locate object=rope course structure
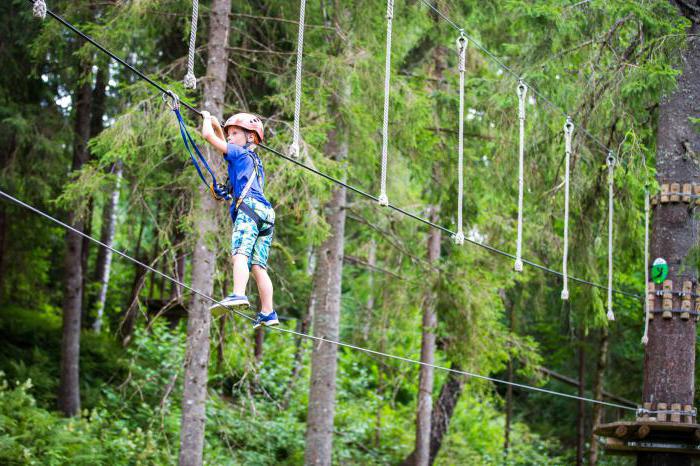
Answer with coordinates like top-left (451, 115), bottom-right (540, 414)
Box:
top-left (0, 188), bottom-right (637, 412)
top-left (24, 0), bottom-right (641, 298)
top-left (17, 0), bottom-right (653, 410)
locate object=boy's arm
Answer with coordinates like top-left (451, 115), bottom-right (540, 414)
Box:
top-left (201, 111), bottom-right (228, 155)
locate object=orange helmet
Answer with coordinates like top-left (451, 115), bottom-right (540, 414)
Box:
top-left (223, 113), bottom-right (264, 142)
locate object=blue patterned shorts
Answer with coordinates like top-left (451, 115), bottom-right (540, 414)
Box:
top-left (231, 198), bottom-right (275, 269)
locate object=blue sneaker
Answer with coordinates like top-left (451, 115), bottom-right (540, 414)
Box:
top-left (209, 294), bottom-right (250, 317)
top-left (253, 311), bottom-right (279, 328)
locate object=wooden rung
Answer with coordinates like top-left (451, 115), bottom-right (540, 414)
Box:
top-left (671, 403), bottom-right (682, 423)
top-left (658, 403), bottom-right (668, 422)
top-left (652, 195), bottom-right (659, 206)
top-left (683, 281), bottom-right (693, 294)
top-left (683, 183), bottom-right (692, 202)
top-left (642, 402), bottom-right (653, 421)
top-left (661, 184), bottom-right (670, 203)
top-left (670, 183), bottom-right (681, 202)
top-left (684, 405), bottom-right (694, 424)
top-left (638, 424), bottom-right (651, 439)
top-left (695, 185), bottom-right (700, 206)
top-left (681, 299), bottom-right (691, 320)
top-left (663, 280), bottom-right (673, 293)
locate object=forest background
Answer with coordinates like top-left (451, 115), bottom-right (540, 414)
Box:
top-left (0, 0), bottom-right (696, 464)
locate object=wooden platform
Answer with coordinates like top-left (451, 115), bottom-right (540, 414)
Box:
top-left (595, 421), bottom-right (700, 455)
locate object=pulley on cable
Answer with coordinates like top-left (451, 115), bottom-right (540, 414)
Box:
top-left (561, 117), bottom-right (574, 300)
top-left (453, 32), bottom-right (468, 245)
top-left (378, 0), bottom-right (394, 206)
top-left (183, 0), bottom-right (199, 89)
top-left (289, 0), bottom-right (307, 159)
top-left (514, 79), bottom-right (528, 270)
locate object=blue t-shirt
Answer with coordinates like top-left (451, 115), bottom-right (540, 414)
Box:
top-left (224, 143), bottom-right (272, 217)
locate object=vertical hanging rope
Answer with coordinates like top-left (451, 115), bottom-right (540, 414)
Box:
top-left (378, 0), bottom-right (394, 206)
top-left (514, 80), bottom-right (528, 270)
top-left (642, 187), bottom-right (650, 344)
top-left (32, 0), bottom-right (47, 19)
top-left (454, 33), bottom-right (468, 245)
top-left (183, 0), bottom-right (199, 89)
top-left (606, 153), bottom-right (616, 321)
top-left (289, 0), bottom-right (307, 159)
top-left (561, 117), bottom-right (574, 300)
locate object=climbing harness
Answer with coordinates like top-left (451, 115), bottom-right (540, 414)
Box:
top-left (606, 153), bottom-right (616, 321)
top-left (561, 118), bottom-right (574, 300)
top-left (453, 32), bottom-right (468, 246)
top-left (514, 79), bottom-right (528, 270)
top-left (165, 91), bottom-right (230, 201)
top-left (378, 0), bottom-right (394, 206)
top-left (289, 0), bottom-right (307, 158)
top-left (32, 0), bottom-right (46, 19)
top-left (231, 149), bottom-right (274, 237)
top-left (183, 0), bottom-right (199, 89)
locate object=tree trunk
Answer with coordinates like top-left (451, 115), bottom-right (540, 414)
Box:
top-left (590, 327), bottom-right (609, 466)
top-left (415, 206), bottom-right (441, 466)
top-left (58, 71), bottom-right (93, 417)
top-left (92, 160), bottom-right (122, 333)
top-left (178, 0), bottom-right (230, 464)
top-left (576, 330), bottom-right (585, 466)
top-left (638, 13), bottom-right (700, 466)
top-left (304, 92), bottom-right (349, 466)
top-left (503, 289), bottom-right (515, 458)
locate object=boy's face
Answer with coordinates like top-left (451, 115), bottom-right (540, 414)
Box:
top-left (226, 126), bottom-right (251, 146)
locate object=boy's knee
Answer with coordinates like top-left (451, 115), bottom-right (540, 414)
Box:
top-left (251, 264), bottom-right (266, 274)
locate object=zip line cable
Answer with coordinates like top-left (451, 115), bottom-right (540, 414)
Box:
top-left (417, 0), bottom-right (617, 161)
top-left (27, 0), bottom-right (641, 300)
top-left (0, 188), bottom-right (638, 412)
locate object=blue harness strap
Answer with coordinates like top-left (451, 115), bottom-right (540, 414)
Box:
top-left (173, 107), bottom-right (231, 201)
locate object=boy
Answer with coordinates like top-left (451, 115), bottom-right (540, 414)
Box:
top-left (200, 110), bottom-right (278, 328)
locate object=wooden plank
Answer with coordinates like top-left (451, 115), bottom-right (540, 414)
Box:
top-left (670, 182), bottom-right (681, 202)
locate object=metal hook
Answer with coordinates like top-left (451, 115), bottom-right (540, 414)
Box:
top-left (162, 90), bottom-right (180, 111)
top-left (564, 117), bottom-right (574, 134)
top-left (517, 79), bottom-right (527, 97)
top-left (606, 151), bottom-right (616, 167)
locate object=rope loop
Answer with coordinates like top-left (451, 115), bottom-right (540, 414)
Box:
top-left (606, 151), bottom-right (616, 167)
top-left (514, 79), bottom-right (528, 272)
top-left (32, 0), bottom-right (47, 19)
top-left (289, 0), bottom-right (307, 158)
top-left (564, 117), bottom-right (574, 135)
top-left (642, 188), bottom-right (651, 344)
top-left (163, 90), bottom-right (180, 111)
top-left (183, 0), bottom-right (199, 89)
top-left (455, 31), bottom-right (468, 243)
top-left (606, 151), bottom-right (616, 321)
top-left (561, 117), bottom-right (574, 300)
top-left (378, 0), bottom-right (395, 206)
top-left (386, 0), bottom-right (394, 19)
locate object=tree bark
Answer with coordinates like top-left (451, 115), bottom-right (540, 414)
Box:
top-left (415, 206), bottom-right (441, 466)
top-left (638, 14), bottom-right (700, 466)
top-left (589, 327), bottom-right (609, 466)
top-left (92, 160), bottom-right (122, 333)
top-left (178, 0), bottom-right (230, 463)
top-left (304, 92), bottom-right (349, 466)
top-left (576, 330), bottom-right (585, 466)
top-left (58, 71), bottom-right (93, 417)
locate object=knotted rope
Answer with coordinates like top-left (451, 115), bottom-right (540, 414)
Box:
top-left (378, 0), bottom-right (394, 206)
top-left (514, 80), bottom-right (528, 270)
top-left (454, 33), bottom-right (468, 245)
top-left (606, 153), bottom-right (616, 321)
top-left (183, 0), bottom-right (199, 89)
top-left (561, 117), bottom-right (574, 300)
top-left (32, 0), bottom-right (46, 19)
top-left (289, 0), bottom-right (307, 158)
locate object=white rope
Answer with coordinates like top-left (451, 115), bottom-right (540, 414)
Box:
top-left (642, 188), bottom-right (650, 344)
top-left (32, 0), bottom-right (47, 19)
top-left (183, 0), bottom-right (198, 89)
top-left (514, 80), bottom-right (528, 270)
top-left (378, 0), bottom-right (394, 207)
top-left (561, 118), bottom-right (574, 300)
top-left (289, 0), bottom-right (307, 159)
top-left (453, 33), bottom-right (468, 245)
top-left (606, 153), bottom-right (616, 321)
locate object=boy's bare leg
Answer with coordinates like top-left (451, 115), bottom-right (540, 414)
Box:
top-left (251, 265), bottom-right (274, 314)
top-left (232, 253), bottom-right (250, 296)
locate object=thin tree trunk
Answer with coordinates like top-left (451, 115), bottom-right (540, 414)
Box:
top-left (638, 11), bottom-right (699, 466)
top-left (415, 206), bottom-right (441, 466)
top-left (576, 330), bottom-right (585, 466)
top-left (92, 160), bottom-right (122, 333)
top-left (304, 89), bottom-right (349, 466)
top-left (120, 218), bottom-right (146, 346)
top-left (178, 0), bottom-right (231, 463)
top-left (589, 327), bottom-right (609, 465)
top-left (58, 71), bottom-right (92, 417)
top-left (503, 289), bottom-right (515, 458)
